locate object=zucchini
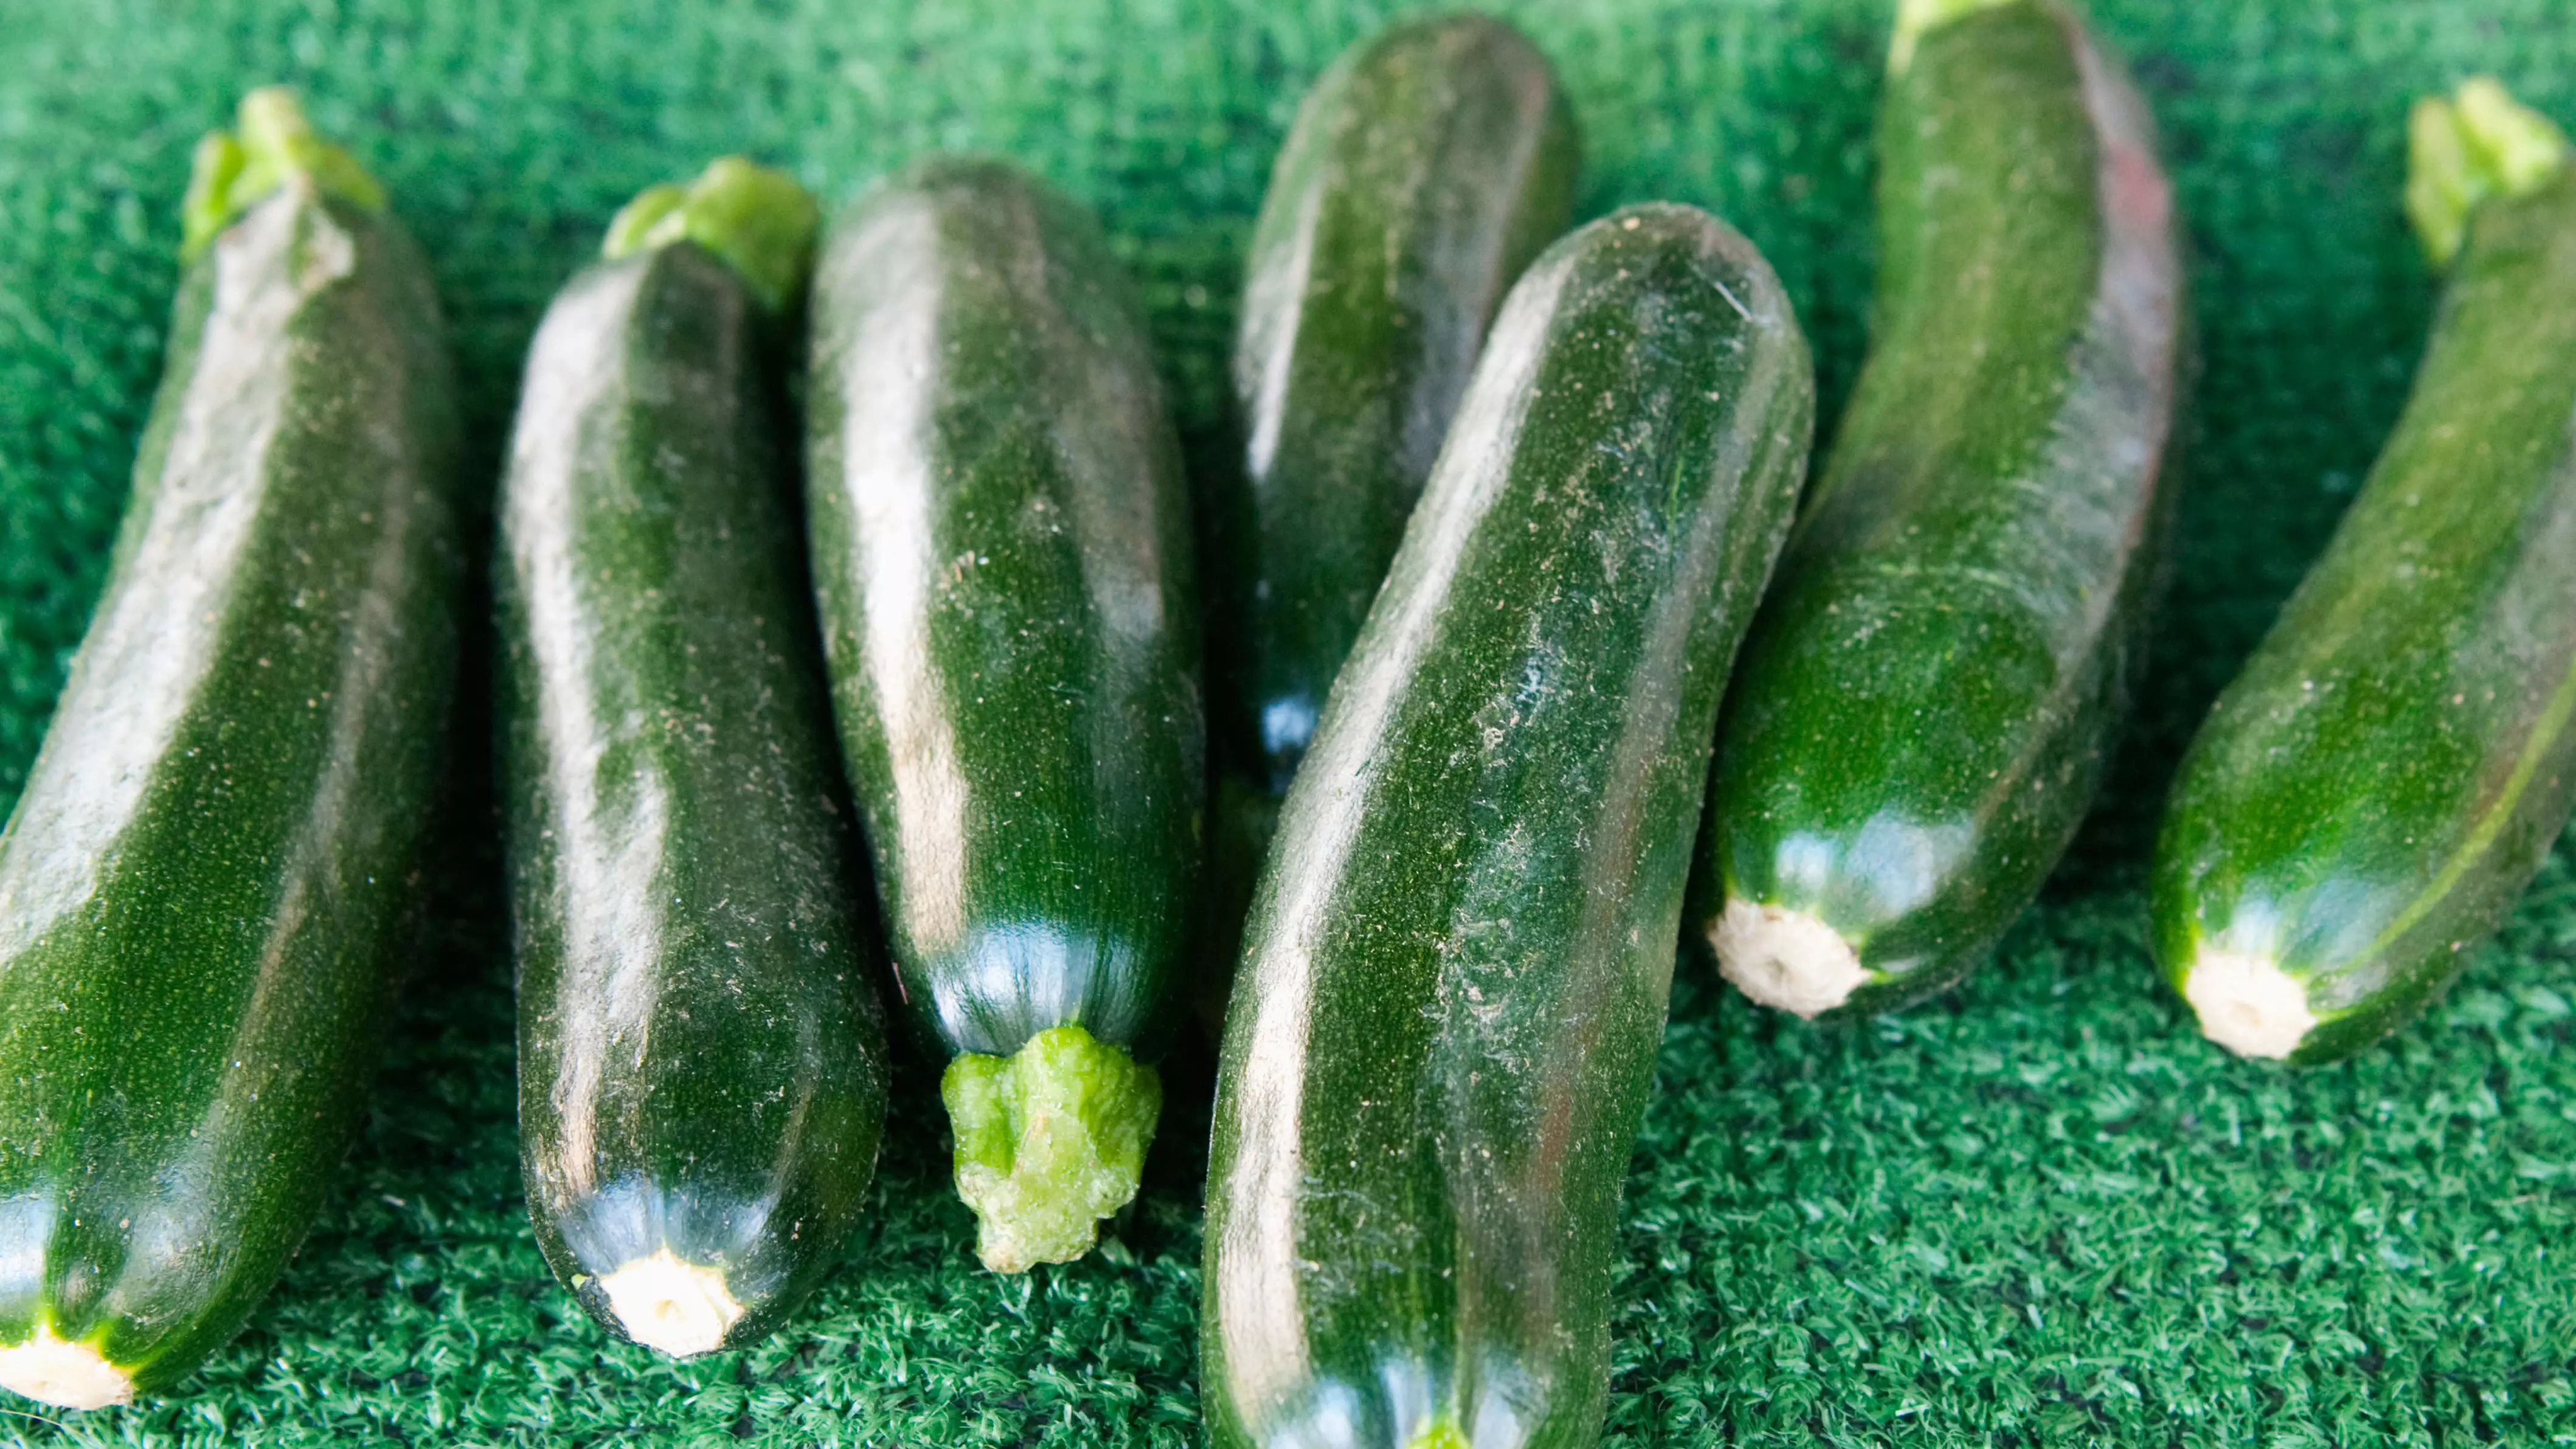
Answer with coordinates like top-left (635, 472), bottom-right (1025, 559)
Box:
top-left (1202, 205), bottom-right (1813, 1449)
top-left (805, 157), bottom-right (1200, 1273)
top-left (502, 159), bottom-right (889, 1357)
top-left (1214, 12), bottom-right (1577, 791)
top-left (1196, 14), bottom-right (1578, 1037)
top-left (2151, 80), bottom-right (2576, 1065)
top-left (1695, 0), bottom-right (2186, 1019)
top-left (0, 91), bottom-right (460, 1408)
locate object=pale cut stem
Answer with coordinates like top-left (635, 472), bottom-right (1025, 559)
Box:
top-left (596, 1246), bottom-right (747, 1358)
top-left (1711, 898), bottom-right (1872, 1019)
top-left (2182, 950), bottom-right (2318, 1060)
top-left (0, 1326), bottom-right (133, 1411)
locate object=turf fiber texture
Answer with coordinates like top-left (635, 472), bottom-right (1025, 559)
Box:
top-left (1, 0), bottom-right (2573, 1444)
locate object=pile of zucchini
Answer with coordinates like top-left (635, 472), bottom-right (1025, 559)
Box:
top-left (0, 0), bottom-right (2566, 1439)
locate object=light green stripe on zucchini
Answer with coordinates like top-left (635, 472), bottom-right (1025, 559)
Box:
top-left (603, 156), bottom-right (820, 313)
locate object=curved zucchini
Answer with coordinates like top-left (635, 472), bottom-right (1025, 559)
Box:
top-left (1696, 0), bottom-right (2186, 1019)
top-left (502, 160), bottom-right (889, 1358)
top-left (1197, 14), bottom-right (1577, 1037)
top-left (805, 157), bottom-right (1200, 1273)
top-left (2152, 81), bottom-right (2576, 1065)
top-left (1203, 205), bottom-right (1813, 1449)
top-left (0, 91), bottom-right (460, 1408)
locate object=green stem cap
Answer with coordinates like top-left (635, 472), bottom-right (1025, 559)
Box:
top-left (602, 157), bottom-right (820, 313)
top-left (940, 1024), bottom-right (1162, 1274)
top-left (1888, 0), bottom-right (2021, 74)
top-left (181, 87), bottom-right (385, 258)
top-left (2406, 77), bottom-right (2570, 269)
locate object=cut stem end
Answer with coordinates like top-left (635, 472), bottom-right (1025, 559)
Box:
top-left (2181, 950), bottom-right (2318, 1060)
top-left (2406, 77), bottom-right (2569, 268)
top-left (0, 1327), bottom-right (133, 1410)
top-left (1712, 898), bottom-right (1872, 1019)
top-left (595, 1246), bottom-right (747, 1358)
top-left (602, 157), bottom-right (820, 313)
top-left (943, 1024), bottom-right (1162, 1274)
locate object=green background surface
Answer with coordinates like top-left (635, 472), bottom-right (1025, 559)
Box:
top-left (1, 0), bottom-right (2572, 1444)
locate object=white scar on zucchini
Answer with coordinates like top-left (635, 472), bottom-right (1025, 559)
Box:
top-left (594, 1247), bottom-right (747, 1358)
top-left (2180, 950), bottom-right (2319, 1060)
top-left (0, 1326), bottom-right (133, 1411)
top-left (943, 1023), bottom-right (1162, 1273)
top-left (1711, 898), bottom-right (1874, 1018)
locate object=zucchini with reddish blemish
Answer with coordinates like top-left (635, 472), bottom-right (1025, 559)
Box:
top-left (502, 159), bottom-right (890, 1358)
top-left (1695, 0), bottom-right (2186, 1021)
top-left (2152, 80), bottom-right (2576, 1065)
top-left (0, 89), bottom-right (461, 1408)
top-left (1203, 204), bottom-right (1813, 1449)
top-left (805, 156), bottom-right (1200, 1274)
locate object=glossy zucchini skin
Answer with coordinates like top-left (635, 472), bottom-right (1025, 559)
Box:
top-left (502, 238), bottom-right (888, 1355)
top-left (2152, 164), bottom-right (2576, 1065)
top-left (1216, 12), bottom-right (1577, 791)
top-left (0, 184), bottom-right (459, 1397)
top-left (1203, 205), bottom-right (1813, 1449)
top-left (1696, 0), bottom-right (2186, 1018)
top-left (805, 158), bottom-right (1200, 1265)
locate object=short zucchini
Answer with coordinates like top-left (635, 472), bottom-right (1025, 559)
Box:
top-left (0, 91), bottom-right (461, 1408)
top-left (502, 159), bottom-right (890, 1357)
top-left (1203, 205), bottom-right (1813, 1449)
top-left (2152, 80), bottom-right (2576, 1065)
top-left (1697, 0), bottom-right (2186, 1019)
top-left (805, 157), bottom-right (1201, 1273)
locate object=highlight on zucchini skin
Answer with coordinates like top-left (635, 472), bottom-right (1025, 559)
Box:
top-left (2152, 80), bottom-right (2576, 1066)
top-left (1695, 0), bottom-right (2186, 1021)
top-left (0, 89), bottom-right (460, 1408)
top-left (502, 160), bottom-right (886, 1360)
top-left (805, 156), bottom-right (1202, 1274)
top-left (1203, 204), bottom-right (1814, 1449)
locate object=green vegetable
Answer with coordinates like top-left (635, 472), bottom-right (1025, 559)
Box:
top-left (1695, 0), bottom-right (2186, 1020)
top-left (805, 156), bottom-right (1201, 1273)
top-left (1194, 13), bottom-right (1578, 1038)
top-left (1202, 204), bottom-right (1813, 1449)
top-left (502, 160), bottom-right (885, 1358)
top-left (0, 89), bottom-right (460, 1408)
top-left (2152, 79), bottom-right (2576, 1065)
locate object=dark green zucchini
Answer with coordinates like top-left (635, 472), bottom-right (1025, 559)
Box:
top-left (2151, 80), bottom-right (2576, 1065)
top-left (502, 159), bottom-right (888, 1357)
top-left (805, 156), bottom-right (1200, 1273)
top-left (1196, 13), bottom-right (1578, 1037)
top-left (1694, 0), bottom-right (2186, 1019)
top-left (0, 90), bottom-right (460, 1407)
top-left (1203, 205), bottom-right (1813, 1449)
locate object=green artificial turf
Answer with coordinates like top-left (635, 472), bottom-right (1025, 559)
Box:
top-left (2, 0), bottom-right (2574, 1444)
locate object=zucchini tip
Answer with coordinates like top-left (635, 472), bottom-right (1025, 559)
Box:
top-left (1887, 0), bottom-right (2022, 74)
top-left (942, 1024), bottom-right (1162, 1274)
top-left (2180, 950), bottom-right (2317, 1061)
top-left (602, 157), bottom-right (820, 314)
top-left (594, 1246), bottom-right (747, 1358)
top-left (0, 1327), bottom-right (133, 1411)
top-left (1711, 898), bottom-right (1871, 1019)
top-left (2406, 77), bottom-right (2569, 269)
top-left (181, 87), bottom-right (385, 259)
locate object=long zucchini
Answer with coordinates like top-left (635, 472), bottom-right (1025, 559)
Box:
top-left (805, 157), bottom-right (1200, 1273)
top-left (1695, 0), bottom-right (2186, 1019)
top-left (502, 159), bottom-right (889, 1357)
top-left (2152, 81), bottom-right (2576, 1064)
top-left (1202, 205), bottom-right (1813, 1449)
top-left (0, 91), bottom-right (460, 1408)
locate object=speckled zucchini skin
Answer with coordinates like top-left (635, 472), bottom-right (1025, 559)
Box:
top-left (1696, 0), bottom-right (2186, 1013)
top-left (0, 184), bottom-right (460, 1390)
top-left (804, 156), bottom-right (1202, 1064)
top-left (501, 241), bottom-right (888, 1349)
top-left (2152, 165), bottom-right (2576, 1065)
top-left (1203, 205), bottom-right (1813, 1449)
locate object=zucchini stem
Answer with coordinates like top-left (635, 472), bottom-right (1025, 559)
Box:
top-left (181, 87), bottom-right (385, 259)
top-left (2406, 77), bottom-right (2570, 268)
top-left (594, 1246), bottom-right (747, 1358)
top-left (1711, 898), bottom-right (1873, 1019)
top-left (941, 1024), bottom-right (1162, 1273)
top-left (1888, 0), bottom-right (2022, 74)
top-left (0, 1326), bottom-right (133, 1411)
top-left (603, 157), bottom-right (820, 314)
top-left (2181, 950), bottom-right (2317, 1060)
